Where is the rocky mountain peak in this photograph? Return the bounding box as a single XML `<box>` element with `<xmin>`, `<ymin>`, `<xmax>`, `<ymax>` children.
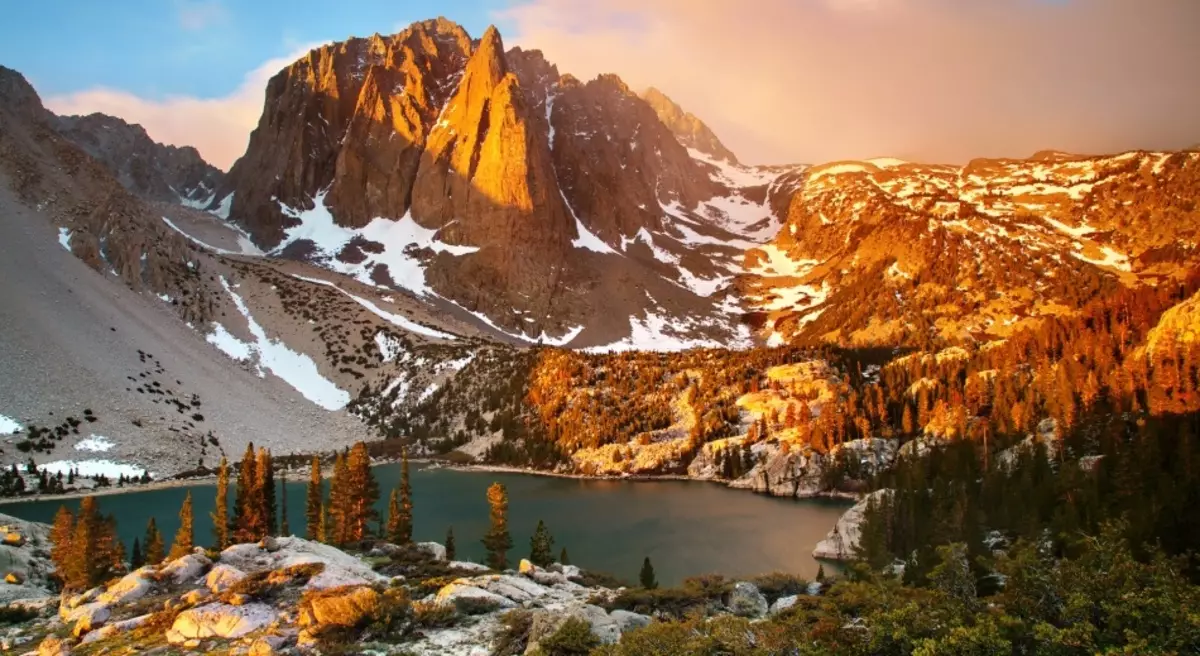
<box><xmin>641</xmin><ymin>86</ymin><xmax>739</xmax><ymax>165</ymax></box>
<box><xmin>54</xmin><ymin>112</ymin><xmax>224</xmax><ymax>205</ymax></box>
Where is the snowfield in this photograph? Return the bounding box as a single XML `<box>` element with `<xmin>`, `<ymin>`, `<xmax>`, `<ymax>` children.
<box><xmin>74</xmin><ymin>435</ymin><xmax>115</xmax><ymax>452</ymax></box>
<box><xmin>275</xmin><ymin>190</ymin><xmax>478</xmax><ymax>297</ymax></box>
<box><xmin>213</xmin><ymin>277</ymin><xmax>350</xmax><ymax>411</ymax></box>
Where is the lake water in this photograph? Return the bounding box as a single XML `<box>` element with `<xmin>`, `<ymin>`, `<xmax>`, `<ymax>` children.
<box><xmin>1</xmin><ymin>466</ymin><xmax>851</xmax><ymax>586</ymax></box>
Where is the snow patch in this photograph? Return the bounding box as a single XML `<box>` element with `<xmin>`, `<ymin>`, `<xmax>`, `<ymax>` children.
<box><xmin>275</xmin><ymin>190</ymin><xmax>479</xmax><ymax>297</ymax></box>
<box><xmin>29</xmin><ymin>460</ymin><xmax>148</xmax><ymax>479</ymax></box>
<box><xmin>584</xmin><ymin>312</ymin><xmax>728</xmax><ymax>353</ymax></box>
<box><xmin>0</xmin><ymin>413</ymin><xmax>23</xmax><ymax>434</ymax></box>
<box><xmin>57</xmin><ymin>227</ymin><xmax>71</xmax><ymax>252</ymax></box>
<box><xmin>290</xmin><ymin>274</ymin><xmax>456</xmax><ymax>340</ymax></box>
<box><xmin>216</xmin><ymin>276</ymin><xmax>350</xmax><ymax>410</ymax></box>
<box><xmin>75</xmin><ymin>435</ymin><xmax>115</xmax><ymax>452</ymax></box>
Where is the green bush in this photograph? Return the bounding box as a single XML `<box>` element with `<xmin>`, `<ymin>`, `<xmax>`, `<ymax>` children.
<box><xmin>749</xmin><ymin>571</ymin><xmax>808</xmax><ymax>603</ymax></box>
<box><xmin>490</xmin><ymin>609</ymin><xmax>533</xmax><ymax>656</ymax></box>
<box><xmin>411</xmin><ymin>600</ymin><xmax>457</xmax><ymax>628</ymax></box>
<box><xmin>536</xmin><ymin>617</ymin><xmax>599</xmax><ymax>656</ymax></box>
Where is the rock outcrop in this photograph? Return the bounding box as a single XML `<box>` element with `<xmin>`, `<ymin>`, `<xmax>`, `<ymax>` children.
<box><xmin>813</xmin><ymin>489</ymin><xmax>892</xmax><ymax>561</ymax></box>
<box><xmin>0</xmin><ymin>514</ymin><xmax>54</xmax><ymax>605</ymax></box>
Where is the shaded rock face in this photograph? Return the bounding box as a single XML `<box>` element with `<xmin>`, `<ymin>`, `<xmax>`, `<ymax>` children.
<box><xmin>641</xmin><ymin>87</ymin><xmax>739</xmax><ymax>164</ymax></box>
<box><xmin>0</xmin><ymin>66</ymin><xmax>215</xmax><ymax>324</ymax></box>
<box><xmin>53</xmin><ymin>113</ymin><xmax>224</xmax><ymax>204</ymax></box>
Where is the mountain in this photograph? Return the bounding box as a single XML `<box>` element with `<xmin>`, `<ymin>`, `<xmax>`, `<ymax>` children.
<box><xmin>213</xmin><ymin>18</ymin><xmax>793</xmax><ymax>349</ymax></box>
<box><xmin>54</xmin><ymin>112</ymin><xmax>224</xmax><ymax>206</ymax></box>
<box><xmin>641</xmin><ymin>87</ymin><xmax>739</xmax><ymax>164</ymax></box>
<box><xmin>0</xmin><ymin>65</ymin><xmax>454</xmax><ymax>478</ymax></box>
<box><xmin>744</xmin><ymin>152</ymin><xmax>1200</xmax><ymax>348</ymax></box>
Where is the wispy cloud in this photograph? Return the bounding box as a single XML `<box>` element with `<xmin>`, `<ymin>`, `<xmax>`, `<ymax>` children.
<box><xmin>44</xmin><ymin>44</ymin><xmax>323</xmax><ymax>171</ymax></box>
<box><xmin>502</xmin><ymin>0</ymin><xmax>1200</xmax><ymax>165</ymax></box>
<box><xmin>177</xmin><ymin>0</ymin><xmax>230</xmax><ymax>31</ymax></box>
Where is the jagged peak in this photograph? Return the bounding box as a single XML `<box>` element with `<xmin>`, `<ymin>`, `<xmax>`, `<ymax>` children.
<box><xmin>639</xmin><ymin>86</ymin><xmax>739</xmax><ymax>165</ymax></box>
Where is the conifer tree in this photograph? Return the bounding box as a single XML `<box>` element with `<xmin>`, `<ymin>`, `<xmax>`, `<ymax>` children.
<box><xmin>257</xmin><ymin>448</ymin><xmax>276</xmax><ymax>537</ymax></box>
<box><xmin>445</xmin><ymin>527</ymin><xmax>456</xmax><ymax>561</ymax></box>
<box><xmin>397</xmin><ymin>448</ymin><xmax>413</xmax><ymax>544</ymax></box>
<box><xmin>482</xmin><ymin>482</ymin><xmax>513</xmax><ymax>570</ymax></box>
<box><xmin>327</xmin><ymin>450</ymin><xmax>349</xmax><ymax>545</ymax></box>
<box><xmin>816</xmin><ymin>563</ymin><xmax>826</xmax><ymax>583</ymax></box>
<box><xmin>131</xmin><ymin>537</ymin><xmax>144</xmax><ymax>570</ymax></box>
<box><xmin>306</xmin><ymin>455</ymin><xmax>323</xmax><ymax>541</ymax></box>
<box><xmin>168</xmin><ymin>491</ymin><xmax>194</xmax><ymax>559</ymax></box>
<box><xmin>319</xmin><ymin>499</ymin><xmax>329</xmax><ymax>544</ymax></box>
<box><xmin>279</xmin><ymin>468</ymin><xmax>289</xmax><ymax>536</ymax></box>
<box><xmin>560</xmin><ymin>547</ymin><xmax>570</xmax><ymax>566</ymax></box>
<box><xmin>211</xmin><ymin>456</ymin><xmax>230</xmax><ymax>550</ymax></box>
<box><xmin>49</xmin><ymin>506</ymin><xmax>75</xmax><ymax>587</ymax></box>
<box><xmin>344</xmin><ymin>442</ymin><xmax>379</xmax><ymax>543</ymax></box>
<box><xmin>66</xmin><ymin>497</ymin><xmax>120</xmax><ymax>589</ymax></box>
<box><xmin>386</xmin><ymin>488</ymin><xmax>402</xmax><ymax>544</ymax></box>
<box><xmin>233</xmin><ymin>442</ymin><xmax>261</xmax><ymax>543</ymax></box>
<box><xmin>144</xmin><ymin>517</ymin><xmax>165</xmax><ymax>566</ymax></box>
<box><xmin>639</xmin><ymin>557</ymin><xmax>658</xmax><ymax>589</ymax></box>
<box><xmin>529</xmin><ymin>519</ymin><xmax>555</xmax><ymax>567</ymax></box>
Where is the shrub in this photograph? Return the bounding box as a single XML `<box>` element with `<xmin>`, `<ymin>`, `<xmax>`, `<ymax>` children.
<box><xmin>0</xmin><ymin>605</ymin><xmax>38</xmax><ymax>625</ymax></box>
<box><xmin>536</xmin><ymin>617</ymin><xmax>599</xmax><ymax>656</ymax></box>
<box><xmin>749</xmin><ymin>572</ymin><xmax>808</xmax><ymax>603</ymax></box>
<box><xmin>411</xmin><ymin>600</ymin><xmax>457</xmax><ymax>628</ymax></box>
<box><xmin>491</xmin><ymin>609</ymin><xmax>533</xmax><ymax>656</ymax></box>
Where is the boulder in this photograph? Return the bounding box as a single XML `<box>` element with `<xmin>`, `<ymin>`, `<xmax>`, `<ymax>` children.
<box><xmin>79</xmin><ymin>612</ymin><xmax>154</xmax><ymax>644</ymax></box>
<box><xmin>62</xmin><ymin>600</ymin><xmax>110</xmax><ymax>625</ymax></box>
<box><xmin>561</xmin><ymin>564</ymin><xmax>582</xmax><ymax>580</ymax></box>
<box><xmin>301</xmin><ymin>585</ymin><xmax>381</xmax><ymax>628</ymax></box>
<box><xmin>228</xmin><ymin>592</ymin><xmax>252</xmax><ymax>606</ymax></box>
<box><xmin>415</xmin><ymin>541</ymin><xmax>447</xmax><ymax>561</ymax></box>
<box><xmin>518</xmin><ymin>559</ymin><xmax>537</xmax><ymax>575</ymax></box>
<box><xmin>248</xmin><ymin>639</ymin><xmax>278</xmax><ymax>656</ymax></box>
<box><xmin>528</xmin><ymin>604</ymin><xmax>621</xmax><ymax>651</ymax></box>
<box><xmin>610</xmin><ymin>609</ymin><xmax>652</xmax><ymax>632</ymax></box>
<box><xmin>769</xmin><ymin>594</ymin><xmax>799</xmax><ymax>615</ymax></box>
<box><xmin>60</xmin><ymin>586</ymin><xmax>103</xmax><ymax>619</ymax></box>
<box><xmin>220</xmin><ymin>537</ymin><xmax>386</xmax><ymax>590</ymax></box>
<box><xmin>813</xmin><ymin>490</ymin><xmax>891</xmax><ymax>561</ymax></box>
<box><xmin>449</xmin><ymin>561</ymin><xmax>490</xmax><ymax>573</ymax></box>
<box><xmin>3</xmin><ymin>531</ymin><xmax>25</xmax><ymax>547</ymax></box>
<box><xmin>205</xmin><ymin>564</ymin><xmax>247</xmax><ymax>593</ymax></box>
<box><xmin>37</xmin><ymin>636</ymin><xmax>71</xmax><ymax>656</ymax></box>
<box><xmin>70</xmin><ymin>602</ymin><xmax>110</xmax><ymax>637</ymax></box>
<box><xmin>727</xmin><ymin>582</ymin><xmax>768</xmax><ymax>618</ymax></box>
<box><xmin>166</xmin><ymin>602</ymin><xmax>276</xmax><ymax>643</ymax></box>
<box><xmin>530</xmin><ymin>569</ymin><xmax>570</xmax><ymax>587</ymax></box>
<box><xmin>434</xmin><ymin>582</ymin><xmax>516</xmax><ymax>613</ymax></box>
<box><xmin>5</xmin><ymin>571</ymin><xmax>25</xmax><ymax>584</ymax></box>
<box><xmin>98</xmin><ymin>569</ymin><xmax>154</xmax><ymax>604</ymax></box>
<box><xmin>159</xmin><ymin>552</ymin><xmax>212</xmax><ymax>584</ymax></box>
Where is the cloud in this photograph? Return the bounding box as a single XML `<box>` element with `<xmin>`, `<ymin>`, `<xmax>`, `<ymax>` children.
<box><xmin>44</xmin><ymin>45</ymin><xmax>322</xmax><ymax>171</ymax></box>
<box><xmin>501</xmin><ymin>0</ymin><xmax>1200</xmax><ymax>165</ymax></box>
<box><xmin>177</xmin><ymin>0</ymin><xmax>230</xmax><ymax>31</ymax></box>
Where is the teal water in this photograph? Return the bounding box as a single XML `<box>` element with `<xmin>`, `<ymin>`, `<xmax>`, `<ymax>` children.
<box><xmin>1</xmin><ymin>466</ymin><xmax>850</xmax><ymax>586</ymax></box>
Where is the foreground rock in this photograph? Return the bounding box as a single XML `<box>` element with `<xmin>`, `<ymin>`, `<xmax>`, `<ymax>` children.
<box><xmin>0</xmin><ymin>514</ymin><xmax>55</xmax><ymax>606</ymax></box>
<box><xmin>813</xmin><ymin>489</ymin><xmax>892</xmax><ymax>560</ymax></box>
<box><xmin>166</xmin><ymin>602</ymin><xmax>277</xmax><ymax>643</ymax></box>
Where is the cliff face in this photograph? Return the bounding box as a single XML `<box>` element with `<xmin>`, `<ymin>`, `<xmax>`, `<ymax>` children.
<box><xmin>217</xmin><ymin>19</ymin><xmax>761</xmax><ymax>345</ymax></box>
<box><xmin>53</xmin><ymin>113</ymin><xmax>224</xmax><ymax>205</ymax></box>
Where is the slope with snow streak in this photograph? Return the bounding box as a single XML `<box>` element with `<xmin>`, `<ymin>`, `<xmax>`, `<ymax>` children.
<box><xmin>213</xmin><ymin>277</ymin><xmax>350</xmax><ymax>411</ymax></box>
<box><xmin>290</xmin><ymin>274</ymin><xmax>457</xmax><ymax>341</ymax></box>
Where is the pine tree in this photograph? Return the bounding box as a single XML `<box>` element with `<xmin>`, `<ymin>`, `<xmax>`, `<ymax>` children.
<box><xmin>49</xmin><ymin>506</ymin><xmax>75</xmax><ymax>588</ymax></box>
<box><xmin>168</xmin><ymin>491</ymin><xmax>194</xmax><ymax>559</ymax></box>
<box><xmin>560</xmin><ymin>547</ymin><xmax>570</xmax><ymax>566</ymax></box>
<box><xmin>445</xmin><ymin>527</ymin><xmax>456</xmax><ymax>561</ymax></box>
<box><xmin>344</xmin><ymin>442</ymin><xmax>380</xmax><ymax>543</ymax></box>
<box><xmin>816</xmin><ymin>563</ymin><xmax>826</xmax><ymax>583</ymax></box>
<box><xmin>144</xmin><ymin>517</ymin><xmax>165</xmax><ymax>566</ymax></box>
<box><xmin>482</xmin><ymin>482</ymin><xmax>513</xmax><ymax>570</ymax></box>
<box><xmin>279</xmin><ymin>468</ymin><xmax>290</xmax><ymax>536</ymax></box>
<box><xmin>529</xmin><ymin>519</ymin><xmax>555</xmax><ymax>567</ymax></box>
<box><xmin>639</xmin><ymin>557</ymin><xmax>658</xmax><ymax>589</ymax></box>
<box><xmin>397</xmin><ymin>448</ymin><xmax>413</xmax><ymax>544</ymax></box>
<box><xmin>306</xmin><ymin>455</ymin><xmax>323</xmax><ymax>541</ymax></box>
<box><xmin>327</xmin><ymin>450</ymin><xmax>349</xmax><ymax>545</ymax></box>
<box><xmin>131</xmin><ymin>537</ymin><xmax>144</xmax><ymax>569</ymax></box>
<box><xmin>66</xmin><ymin>497</ymin><xmax>120</xmax><ymax>589</ymax></box>
<box><xmin>386</xmin><ymin>488</ymin><xmax>402</xmax><ymax>544</ymax></box>
<box><xmin>211</xmin><ymin>457</ymin><xmax>230</xmax><ymax>550</ymax></box>
<box><xmin>233</xmin><ymin>442</ymin><xmax>261</xmax><ymax>543</ymax></box>
<box><xmin>257</xmin><ymin>448</ymin><xmax>276</xmax><ymax>537</ymax></box>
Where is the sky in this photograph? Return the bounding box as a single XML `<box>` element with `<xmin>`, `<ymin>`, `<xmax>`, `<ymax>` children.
<box><xmin>4</xmin><ymin>0</ymin><xmax>1199</xmax><ymax>170</ymax></box>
